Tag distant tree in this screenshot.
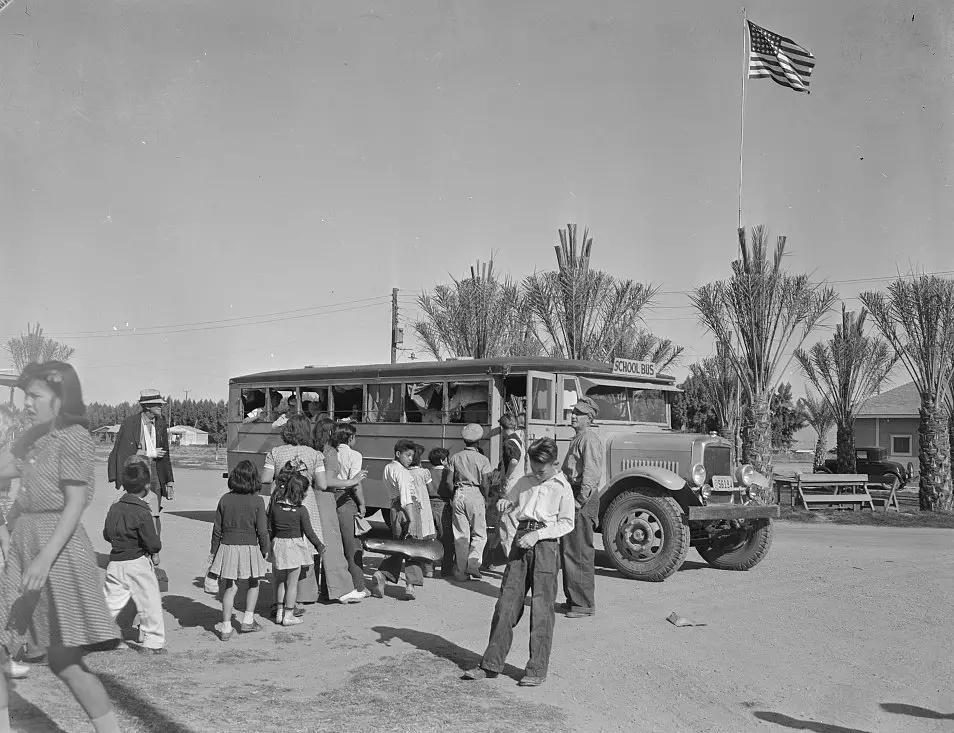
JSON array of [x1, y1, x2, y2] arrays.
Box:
[[4, 323, 75, 374], [795, 304, 898, 473], [690, 226, 836, 496], [770, 382, 806, 451], [861, 275, 954, 511], [413, 259, 539, 360], [797, 391, 835, 470], [674, 370, 718, 435], [523, 225, 657, 361], [614, 329, 685, 375]]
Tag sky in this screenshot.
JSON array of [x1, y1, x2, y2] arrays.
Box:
[[1, 0, 952, 405]]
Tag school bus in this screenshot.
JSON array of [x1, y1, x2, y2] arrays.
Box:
[[227, 357, 778, 581]]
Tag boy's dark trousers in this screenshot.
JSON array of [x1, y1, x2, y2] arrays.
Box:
[[428, 497, 455, 576], [479, 527, 559, 679]]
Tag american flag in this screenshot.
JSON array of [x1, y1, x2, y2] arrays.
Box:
[[747, 20, 815, 93]]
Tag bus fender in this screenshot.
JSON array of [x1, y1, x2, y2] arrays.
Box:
[[597, 467, 689, 520]]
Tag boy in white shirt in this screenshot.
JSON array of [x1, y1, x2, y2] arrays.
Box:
[[463, 437, 574, 687]]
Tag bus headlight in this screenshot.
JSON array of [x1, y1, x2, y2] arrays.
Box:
[[700, 484, 712, 500], [735, 464, 755, 487], [690, 463, 707, 488]]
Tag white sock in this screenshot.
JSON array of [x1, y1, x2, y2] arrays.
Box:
[[91, 711, 122, 733], [242, 611, 254, 624]]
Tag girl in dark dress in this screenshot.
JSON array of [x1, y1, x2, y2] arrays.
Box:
[[0, 362, 121, 733]]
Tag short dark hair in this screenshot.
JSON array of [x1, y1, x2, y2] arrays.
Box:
[[499, 414, 517, 431], [410, 443, 426, 467], [228, 459, 262, 495], [394, 439, 416, 455], [330, 422, 357, 448], [281, 414, 313, 447], [527, 437, 559, 465], [428, 447, 449, 467], [274, 469, 309, 507], [121, 455, 151, 493]]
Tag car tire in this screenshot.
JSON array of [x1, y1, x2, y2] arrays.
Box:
[[881, 473, 902, 489], [601, 489, 689, 582], [697, 518, 774, 571]]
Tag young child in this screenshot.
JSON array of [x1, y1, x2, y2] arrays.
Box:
[[408, 443, 436, 577], [426, 447, 455, 577], [446, 423, 493, 580], [102, 455, 166, 655], [268, 465, 325, 626], [463, 437, 575, 687], [370, 440, 435, 601], [210, 460, 271, 640]]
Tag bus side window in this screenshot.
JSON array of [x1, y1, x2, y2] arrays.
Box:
[[405, 383, 443, 424], [240, 389, 265, 421], [300, 388, 329, 421], [448, 381, 489, 425], [367, 384, 404, 423], [333, 385, 364, 422]]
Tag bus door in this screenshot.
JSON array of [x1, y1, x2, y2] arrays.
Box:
[[554, 375, 581, 461], [525, 371, 556, 445]]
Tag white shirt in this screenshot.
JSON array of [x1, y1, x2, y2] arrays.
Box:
[[505, 472, 575, 541], [336, 444, 363, 480], [140, 414, 158, 459]]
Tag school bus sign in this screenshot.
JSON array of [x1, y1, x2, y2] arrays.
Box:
[[612, 358, 657, 378]]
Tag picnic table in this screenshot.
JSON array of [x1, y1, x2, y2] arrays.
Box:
[[791, 473, 875, 511]]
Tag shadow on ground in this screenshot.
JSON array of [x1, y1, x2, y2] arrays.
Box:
[[8, 689, 70, 733], [753, 711, 871, 733], [880, 702, 954, 720], [165, 510, 216, 524]]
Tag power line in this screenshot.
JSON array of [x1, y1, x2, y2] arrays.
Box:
[[3, 298, 390, 341]]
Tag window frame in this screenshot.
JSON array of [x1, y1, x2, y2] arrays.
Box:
[[890, 434, 913, 457], [366, 382, 407, 424], [526, 371, 556, 425]]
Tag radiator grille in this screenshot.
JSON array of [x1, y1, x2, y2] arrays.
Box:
[[621, 458, 680, 474], [704, 445, 731, 480]]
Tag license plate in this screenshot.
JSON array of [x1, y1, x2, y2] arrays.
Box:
[[711, 476, 733, 491]]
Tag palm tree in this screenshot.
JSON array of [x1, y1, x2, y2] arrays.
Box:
[[4, 323, 75, 402], [860, 276, 954, 511], [687, 344, 740, 463], [523, 224, 657, 361], [690, 226, 836, 495], [795, 304, 898, 473], [413, 259, 539, 360], [797, 391, 835, 471]]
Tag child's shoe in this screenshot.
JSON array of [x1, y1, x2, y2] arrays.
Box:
[[281, 612, 303, 627], [239, 620, 263, 633], [401, 585, 416, 601], [275, 607, 285, 625], [215, 623, 233, 642], [369, 571, 386, 599], [337, 589, 365, 604]]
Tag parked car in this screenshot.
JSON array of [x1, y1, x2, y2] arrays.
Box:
[[818, 446, 912, 487]]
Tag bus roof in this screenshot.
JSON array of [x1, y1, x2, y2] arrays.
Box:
[[229, 357, 677, 386]]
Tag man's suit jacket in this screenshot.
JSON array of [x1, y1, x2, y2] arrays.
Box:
[[107, 412, 175, 489]]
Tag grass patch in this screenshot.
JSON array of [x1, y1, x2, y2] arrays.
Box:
[[9, 644, 569, 733], [778, 505, 954, 529]]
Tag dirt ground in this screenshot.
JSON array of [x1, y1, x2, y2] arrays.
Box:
[[7, 464, 954, 733]]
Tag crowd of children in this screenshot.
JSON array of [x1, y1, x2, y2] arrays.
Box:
[[97, 413, 578, 688]]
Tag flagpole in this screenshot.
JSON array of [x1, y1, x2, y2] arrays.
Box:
[[738, 7, 747, 234]]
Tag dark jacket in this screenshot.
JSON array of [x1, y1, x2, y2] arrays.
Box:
[[103, 493, 162, 561], [107, 413, 174, 489], [211, 493, 270, 557]]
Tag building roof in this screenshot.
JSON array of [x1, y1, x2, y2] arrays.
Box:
[[169, 425, 208, 434], [857, 382, 919, 418]]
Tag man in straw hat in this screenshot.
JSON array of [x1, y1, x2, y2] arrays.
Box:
[[446, 423, 493, 581], [559, 396, 604, 619], [108, 389, 175, 549]]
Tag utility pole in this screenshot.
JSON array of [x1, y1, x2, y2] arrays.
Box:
[[184, 389, 191, 403], [390, 287, 402, 364]]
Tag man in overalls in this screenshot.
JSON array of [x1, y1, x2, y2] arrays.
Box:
[[559, 396, 603, 619]]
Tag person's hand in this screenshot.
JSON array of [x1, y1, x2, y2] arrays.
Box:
[[352, 470, 369, 485], [21, 555, 53, 592], [496, 498, 514, 514], [515, 531, 539, 550], [136, 449, 148, 457], [357, 504, 367, 517], [155, 448, 167, 460]]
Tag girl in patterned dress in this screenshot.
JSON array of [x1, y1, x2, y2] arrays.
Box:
[[0, 362, 121, 733], [210, 460, 271, 640], [267, 464, 325, 626]]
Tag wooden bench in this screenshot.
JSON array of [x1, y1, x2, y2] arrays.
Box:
[[793, 473, 875, 511]]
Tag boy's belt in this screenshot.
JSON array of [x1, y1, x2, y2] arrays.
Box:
[[516, 519, 546, 531]]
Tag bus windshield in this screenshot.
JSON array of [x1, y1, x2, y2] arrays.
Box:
[[583, 382, 668, 424]]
